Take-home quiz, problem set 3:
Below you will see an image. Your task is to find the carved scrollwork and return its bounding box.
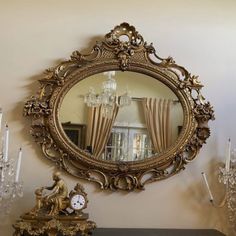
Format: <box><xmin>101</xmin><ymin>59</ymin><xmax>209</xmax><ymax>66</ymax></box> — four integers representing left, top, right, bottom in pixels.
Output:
<box><xmin>105</xmin><ymin>22</ymin><xmax>144</xmax><ymax>47</ymax></box>
<box><xmin>194</xmin><ymin>102</ymin><xmax>215</xmax><ymax>123</ymax></box>
<box><xmin>104</xmin><ymin>22</ymin><xmax>144</xmax><ymax>70</ymax></box>
<box><xmin>24</xmin><ymin>23</ymin><xmax>214</xmax><ymax>191</ymax></box>
<box><xmin>24</xmin><ymin>96</ymin><xmax>51</xmax><ymax>118</ymax></box>
<box><xmin>13</xmin><ymin>218</ymin><xmax>96</xmax><ymax>236</ymax></box>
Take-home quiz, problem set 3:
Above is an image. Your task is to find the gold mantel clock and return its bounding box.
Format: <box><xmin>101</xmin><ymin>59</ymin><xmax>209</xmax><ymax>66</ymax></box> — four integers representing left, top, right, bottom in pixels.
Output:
<box><xmin>69</xmin><ymin>183</ymin><xmax>88</xmax><ymax>214</ymax></box>
<box><xmin>13</xmin><ymin>172</ymin><xmax>96</xmax><ymax>236</ymax></box>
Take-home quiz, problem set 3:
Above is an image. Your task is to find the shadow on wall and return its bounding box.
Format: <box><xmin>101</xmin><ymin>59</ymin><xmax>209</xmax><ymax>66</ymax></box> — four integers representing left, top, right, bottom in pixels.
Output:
<box><xmin>180</xmin><ymin>158</ymin><xmax>229</xmax><ymax>235</ymax></box>
<box><xmin>9</xmin><ymin>35</ymin><xmax>104</xmax><ymax>166</ymax></box>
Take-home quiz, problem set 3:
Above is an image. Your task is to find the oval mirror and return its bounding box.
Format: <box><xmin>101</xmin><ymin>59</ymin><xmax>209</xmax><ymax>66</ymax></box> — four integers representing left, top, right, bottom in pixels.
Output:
<box><xmin>59</xmin><ymin>71</ymin><xmax>184</xmax><ymax>162</ymax></box>
<box><xmin>24</xmin><ymin>23</ymin><xmax>214</xmax><ymax>191</ymax></box>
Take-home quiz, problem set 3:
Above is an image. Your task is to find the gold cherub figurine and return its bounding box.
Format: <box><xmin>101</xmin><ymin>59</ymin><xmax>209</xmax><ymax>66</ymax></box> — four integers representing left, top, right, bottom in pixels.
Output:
<box><xmin>29</xmin><ymin>171</ymin><xmax>69</xmax><ymax>216</ymax></box>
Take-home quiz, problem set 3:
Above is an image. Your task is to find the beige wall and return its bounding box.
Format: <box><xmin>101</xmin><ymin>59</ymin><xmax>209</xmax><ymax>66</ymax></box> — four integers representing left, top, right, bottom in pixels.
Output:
<box><xmin>0</xmin><ymin>0</ymin><xmax>236</xmax><ymax>235</ymax></box>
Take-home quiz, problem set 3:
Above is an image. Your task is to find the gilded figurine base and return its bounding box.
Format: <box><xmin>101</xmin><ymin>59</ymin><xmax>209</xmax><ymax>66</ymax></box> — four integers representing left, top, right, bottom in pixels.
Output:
<box><xmin>13</xmin><ymin>215</ymin><xmax>96</xmax><ymax>236</ymax></box>
<box><xmin>13</xmin><ymin>172</ymin><xmax>96</xmax><ymax>236</ymax></box>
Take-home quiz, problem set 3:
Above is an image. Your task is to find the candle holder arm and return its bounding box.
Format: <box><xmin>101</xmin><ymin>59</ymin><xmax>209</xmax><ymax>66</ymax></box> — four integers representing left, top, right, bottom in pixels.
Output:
<box><xmin>210</xmin><ymin>182</ymin><xmax>228</xmax><ymax>208</ymax></box>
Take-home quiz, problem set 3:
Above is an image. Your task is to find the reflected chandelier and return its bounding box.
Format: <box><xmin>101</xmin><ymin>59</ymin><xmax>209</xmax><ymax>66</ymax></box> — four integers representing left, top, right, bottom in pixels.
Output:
<box><xmin>84</xmin><ymin>71</ymin><xmax>131</xmax><ymax>117</ymax></box>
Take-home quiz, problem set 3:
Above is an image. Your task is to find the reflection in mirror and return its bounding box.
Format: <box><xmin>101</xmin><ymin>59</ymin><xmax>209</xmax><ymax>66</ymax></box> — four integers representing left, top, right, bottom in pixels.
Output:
<box><xmin>59</xmin><ymin>71</ymin><xmax>183</xmax><ymax>162</ymax></box>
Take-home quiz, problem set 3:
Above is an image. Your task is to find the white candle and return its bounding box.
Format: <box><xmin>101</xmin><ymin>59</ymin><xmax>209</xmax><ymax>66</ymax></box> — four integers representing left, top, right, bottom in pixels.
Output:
<box><xmin>0</xmin><ymin>109</ymin><xmax>2</xmax><ymax>157</ymax></box>
<box><xmin>225</xmin><ymin>138</ymin><xmax>231</xmax><ymax>172</ymax></box>
<box><xmin>201</xmin><ymin>172</ymin><xmax>214</xmax><ymax>201</ymax></box>
<box><xmin>0</xmin><ymin>108</ymin><xmax>2</xmax><ymax>134</ymax></box>
<box><xmin>3</xmin><ymin>124</ymin><xmax>9</xmax><ymax>162</ymax></box>
<box><xmin>0</xmin><ymin>170</ymin><xmax>4</xmax><ymax>182</ymax></box>
<box><xmin>15</xmin><ymin>147</ymin><xmax>22</xmax><ymax>182</ymax></box>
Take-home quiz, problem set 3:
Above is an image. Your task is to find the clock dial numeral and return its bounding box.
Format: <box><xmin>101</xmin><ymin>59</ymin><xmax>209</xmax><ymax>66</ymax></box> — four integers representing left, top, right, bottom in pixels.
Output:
<box><xmin>71</xmin><ymin>194</ymin><xmax>86</xmax><ymax>210</ymax></box>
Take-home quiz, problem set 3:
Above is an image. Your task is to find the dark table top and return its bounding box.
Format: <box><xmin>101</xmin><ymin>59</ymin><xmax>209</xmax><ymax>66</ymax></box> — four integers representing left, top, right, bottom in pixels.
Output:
<box><xmin>92</xmin><ymin>228</ymin><xmax>225</xmax><ymax>236</ymax></box>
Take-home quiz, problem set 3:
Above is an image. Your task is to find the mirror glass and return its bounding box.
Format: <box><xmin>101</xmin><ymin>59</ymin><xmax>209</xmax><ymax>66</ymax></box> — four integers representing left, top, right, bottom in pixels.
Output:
<box><xmin>59</xmin><ymin>71</ymin><xmax>183</xmax><ymax>162</ymax></box>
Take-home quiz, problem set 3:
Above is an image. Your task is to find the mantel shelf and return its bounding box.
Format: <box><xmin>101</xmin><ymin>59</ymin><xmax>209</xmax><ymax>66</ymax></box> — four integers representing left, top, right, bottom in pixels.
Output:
<box><xmin>91</xmin><ymin>228</ymin><xmax>225</xmax><ymax>236</ymax></box>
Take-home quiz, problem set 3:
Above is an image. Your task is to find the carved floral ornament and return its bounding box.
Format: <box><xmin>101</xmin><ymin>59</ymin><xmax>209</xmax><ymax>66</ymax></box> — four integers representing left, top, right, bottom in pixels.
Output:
<box><xmin>24</xmin><ymin>23</ymin><xmax>215</xmax><ymax>191</ymax></box>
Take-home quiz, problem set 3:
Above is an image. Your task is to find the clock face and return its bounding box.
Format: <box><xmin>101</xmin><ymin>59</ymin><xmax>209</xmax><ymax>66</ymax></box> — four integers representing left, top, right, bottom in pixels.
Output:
<box><xmin>70</xmin><ymin>194</ymin><xmax>86</xmax><ymax>210</ymax></box>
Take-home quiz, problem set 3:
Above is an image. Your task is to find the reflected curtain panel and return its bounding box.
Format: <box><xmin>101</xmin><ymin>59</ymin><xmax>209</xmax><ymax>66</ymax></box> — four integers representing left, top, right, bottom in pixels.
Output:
<box><xmin>86</xmin><ymin>105</ymin><xmax>119</xmax><ymax>158</ymax></box>
<box><xmin>142</xmin><ymin>98</ymin><xmax>172</xmax><ymax>153</ymax></box>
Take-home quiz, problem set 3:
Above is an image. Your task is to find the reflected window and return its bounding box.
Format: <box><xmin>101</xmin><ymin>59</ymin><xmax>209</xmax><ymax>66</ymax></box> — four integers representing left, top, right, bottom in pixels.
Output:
<box><xmin>103</xmin><ymin>126</ymin><xmax>153</xmax><ymax>161</ymax></box>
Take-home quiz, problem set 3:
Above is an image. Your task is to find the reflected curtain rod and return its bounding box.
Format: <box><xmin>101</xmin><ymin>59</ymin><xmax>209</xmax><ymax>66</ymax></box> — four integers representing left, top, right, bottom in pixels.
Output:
<box><xmin>131</xmin><ymin>97</ymin><xmax>179</xmax><ymax>103</ymax></box>
<box><xmin>78</xmin><ymin>95</ymin><xmax>179</xmax><ymax>103</ymax></box>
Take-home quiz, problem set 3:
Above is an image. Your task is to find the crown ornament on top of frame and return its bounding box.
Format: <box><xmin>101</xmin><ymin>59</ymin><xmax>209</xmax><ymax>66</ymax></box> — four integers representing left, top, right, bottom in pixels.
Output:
<box><xmin>23</xmin><ymin>23</ymin><xmax>215</xmax><ymax>191</ymax></box>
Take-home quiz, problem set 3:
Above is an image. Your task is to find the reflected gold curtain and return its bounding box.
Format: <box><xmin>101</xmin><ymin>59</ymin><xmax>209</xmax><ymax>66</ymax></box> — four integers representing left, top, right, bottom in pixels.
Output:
<box><xmin>142</xmin><ymin>98</ymin><xmax>172</xmax><ymax>153</ymax></box>
<box><xmin>86</xmin><ymin>105</ymin><xmax>119</xmax><ymax>158</ymax></box>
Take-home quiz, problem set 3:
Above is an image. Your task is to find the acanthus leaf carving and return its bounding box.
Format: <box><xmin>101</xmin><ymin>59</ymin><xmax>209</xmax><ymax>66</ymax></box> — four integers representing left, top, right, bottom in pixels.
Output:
<box><xmin>23</xmin><ymin>96</ymin><xmax>52</xmax><ymax>118</ymax></box>
<box><xmin>193</xmin><ymin>102</ymin><xmax>215</xmax><ymax>123</ymax></box>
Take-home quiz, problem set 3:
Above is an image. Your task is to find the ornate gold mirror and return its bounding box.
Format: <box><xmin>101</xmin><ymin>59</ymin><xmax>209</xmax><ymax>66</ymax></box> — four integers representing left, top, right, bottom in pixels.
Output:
<box><xmin>24</xmin><ymin>23</ymin><xmax>214</xmax><ymax>191</ymax></box>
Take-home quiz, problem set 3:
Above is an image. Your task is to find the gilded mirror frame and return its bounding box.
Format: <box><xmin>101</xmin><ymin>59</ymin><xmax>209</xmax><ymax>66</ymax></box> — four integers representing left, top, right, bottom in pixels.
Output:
<box><xmin>24</xmin><ymin>23</ymin><xmax>214</xmax><ymax>191</ymax></box>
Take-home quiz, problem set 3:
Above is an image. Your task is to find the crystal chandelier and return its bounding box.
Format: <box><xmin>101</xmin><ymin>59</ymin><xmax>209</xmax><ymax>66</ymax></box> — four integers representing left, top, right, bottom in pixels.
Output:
<box><xmin>0</xmin><ymin>109</ymin><xmax>23</xmax><ymax>214</ymax></box>
<box><xmin>84</xmin><ymin>71</ymin><xmax>131</xmax><ymax>117</ymax></box>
